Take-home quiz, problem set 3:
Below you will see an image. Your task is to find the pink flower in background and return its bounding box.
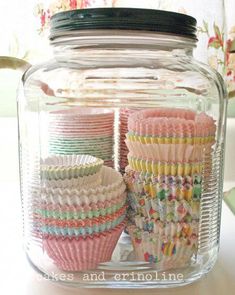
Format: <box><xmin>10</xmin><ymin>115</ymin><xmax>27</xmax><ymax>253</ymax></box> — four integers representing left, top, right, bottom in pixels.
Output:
<box><xmin>40</xmin><ymin>11</ymin><xmax>46</xmax><ymax>27</ymax></box>
<box><xmin>208</xmin><ymin>24</ymin><xmax>224</xmax><ymax>49</ymax></box>
<box><xmin>81</xmin><ymin>0</ymin><xmax>92</xmax><ymax>8</ymax></box>
<box><xmin>69</xmin><ymin>0</ymin><xmax>77</xmax><ymax>9</ymax></box>
<box><xmin>35</xmin><ymin>0</ymin><xmax>95</xmax><ymax>33</ymax></box>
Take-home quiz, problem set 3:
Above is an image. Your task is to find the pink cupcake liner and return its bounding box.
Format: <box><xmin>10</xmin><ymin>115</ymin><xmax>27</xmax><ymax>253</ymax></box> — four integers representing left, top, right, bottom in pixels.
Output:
<box><xmin>128</xmin><ymin>108</ymin><xmax>216</xmax><ymax>138</ymax></box>
<box><xmin>43</xmin><ymin>222</ymin><xmax>125</xmax><ymax>271</ymax></box>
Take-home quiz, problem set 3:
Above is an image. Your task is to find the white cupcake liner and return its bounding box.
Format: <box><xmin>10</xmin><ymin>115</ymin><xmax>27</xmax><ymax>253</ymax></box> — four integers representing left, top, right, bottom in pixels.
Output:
<box><xmin>42</xmin><ymin>170</ymin><xmax>102</xmax><ymax>189</ymax></box>
<box><xmin>125</xmin><ymin>140</ymin><xmax>213</xmax><ymax>163</ymax></box>
<box><xmin>35</xmin><ymin>166</ymin><xmax>126</xmax><ymax>206</ymax></box>
<box><xmin>41</xmin><ymin>155</ymin><xmax>103</xmax><ymax>179</ymax></box>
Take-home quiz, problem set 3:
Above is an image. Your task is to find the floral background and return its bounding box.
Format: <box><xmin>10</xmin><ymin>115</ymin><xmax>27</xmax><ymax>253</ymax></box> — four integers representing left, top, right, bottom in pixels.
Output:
<box><xmin>0</xmin><ymin>0</ymin><xmax>235</xmax><ymax>99</ymax></box>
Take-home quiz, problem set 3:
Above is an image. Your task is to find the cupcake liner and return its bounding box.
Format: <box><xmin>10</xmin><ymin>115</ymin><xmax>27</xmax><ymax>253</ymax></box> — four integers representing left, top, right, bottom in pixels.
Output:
<box><xmin>125</xmin><ymin>140</ymin><xmax>214</xmax><ymax>163</ymax></box>
<box><xmin>36</xmin><ymin>204</ymin><xmax>126</xmax><ymax>227</ymax></box>
<box><xmin>124</xmin><ymin>170</ymin><xmax>202</xmax><ymax>203</ymax></box>
<box><xmin>42</xmin><ymin>170</ymin><xmax>102</xmax><ymax>189</ymax></box>
<box><xmin>127</xmin><ymin>193</ymin><xmax>200</xmax><ymax>222</ymax></box>
<box><xmin>41</xmin><ymin>155</ymin><xmax>104</xmax><ymax>180</ymax></box>
<box><xmin>37</xmin><ymin>213</ymin><xmax>126</xmax><ymax>237</ymax></box>
<box><xmin>49</xmin><ymin>107</ymin><xmax>114</xmax><ymax>119</ymax></box>
<box><xmin>48</xmin><ymin>149</ymin><xmax>114</xmax><ymax>156</ymax></box>
<box><xmin>36</xmin><ymin>193</ymin><xmax>127</xmax><ymax>220</ymax></box>
<box><xmin>49</xmin><ymin>135</ymin><xmax>114</xmax><ymax>143</ymax></box>
<box><xmin>131</xmin><ymin>217</ymin><xmax>199</xmax><ymax>239</ymax></box>
<box><xmin>40</xmin><ymin>186</ymin><xmax>126</xmax><ymax>206</ymax></box>
<box><xmin>126</xmin><ymin>133</ymin><xmax>215</xmax><ymax>145</ymax></box>
<box><xmin>128</xmin><ymin>156</ymin><xmax>203</xmax><ymax>176</ymax></box>
<box><xmin>127</xmin><ymin>225</ymin><xmax>197</xmax><ymax>269</ymax></box>
<box><xmin>119</xmin><ymin>108</ymin><xmax>139</xmax><ymax>171</ymax></box>
<box><xmin>128</xmin><ymin>108</ymin><xmax>216</xmax><ymax>138</ymax></box>
<box><xmin>43</xmin><ymin>222</ymin><xmax>125</xmax><ymax>271</ymax></box>
<box><xmin>39</xmin><ymin>166</ymin><xmax>126</xmax><ymax>205</ymax></box>
<box><xmin>49</xmin><ymin>130</ymin><xmax>114</xmax><ymax>137</ymax></box>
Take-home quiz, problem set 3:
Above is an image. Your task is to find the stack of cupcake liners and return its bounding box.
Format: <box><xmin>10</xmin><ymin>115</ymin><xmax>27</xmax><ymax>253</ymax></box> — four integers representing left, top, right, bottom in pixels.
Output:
<box><xmin>48</xmin><ymin>108</ymin><xmax>115</xmax><ymax>167</ymax></box>
<box><xmin>119</xmin><ymin>108</ymin><xmax>140</xmax><ymax>173</ymax></box>
<box><xmin>32</xmin><ymin>154</ymin><xmax>127</xmax><ymax>271</ymax></box>
<box><xmin>124</xmin><ymin>108</ymin><xmax>216</xmax><ymax>269</ymax></box>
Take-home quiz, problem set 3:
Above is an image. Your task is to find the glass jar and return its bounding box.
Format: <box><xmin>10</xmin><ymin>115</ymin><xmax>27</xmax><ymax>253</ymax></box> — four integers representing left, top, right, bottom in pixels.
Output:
<box><xmin>17</xmin><ymin>8</ymin><xmax>227</xmax><ymax>288</ymax></box>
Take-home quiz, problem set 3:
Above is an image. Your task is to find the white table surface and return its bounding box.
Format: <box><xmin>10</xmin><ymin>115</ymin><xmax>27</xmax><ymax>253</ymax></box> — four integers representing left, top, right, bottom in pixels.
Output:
<box><xmin>0</xmin><ymin>118</ymin><xmax>235</xmax><ymax>294</ymax></box>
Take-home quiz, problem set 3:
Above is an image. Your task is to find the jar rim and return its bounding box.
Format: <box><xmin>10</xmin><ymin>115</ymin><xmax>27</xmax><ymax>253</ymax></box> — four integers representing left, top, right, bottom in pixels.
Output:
<box><xmin>49</xmin><ymin>8</ymin><xmax>197</xmax><ymax>41</ymax></box>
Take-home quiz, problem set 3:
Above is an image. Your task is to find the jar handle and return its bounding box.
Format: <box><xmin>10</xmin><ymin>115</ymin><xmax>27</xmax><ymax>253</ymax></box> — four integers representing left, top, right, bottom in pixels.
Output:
<box><xmin>0</xmin><ymin>56</ymin><xmax>56</xmax><ymax>96</ymax></box>
<box><xmin>0</xmin><ymin>56</ymin><xmax>31</xmax><ymax>72</ymax></box>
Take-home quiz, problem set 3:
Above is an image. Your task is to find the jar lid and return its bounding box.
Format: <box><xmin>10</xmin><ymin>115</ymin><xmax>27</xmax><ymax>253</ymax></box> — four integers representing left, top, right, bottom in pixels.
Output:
<box><xmin>50</xmin><ymin>8</ymin><xmax>197</xmax><ymax>40</ymax></box>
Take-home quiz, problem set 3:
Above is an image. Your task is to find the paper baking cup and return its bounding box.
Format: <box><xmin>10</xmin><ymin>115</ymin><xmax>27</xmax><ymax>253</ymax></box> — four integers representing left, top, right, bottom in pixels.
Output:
<box><xmin>125</xmin><ymin>140</ymin><xmax>214</xmax><ymax>163</ymax></box>
<box><xmin>41</xmin><ymin>155</ymin><xmax>104</xmax><ymax>180</ymax></box>
<box><xmin>35</xmin><ymin>193</ymin><xmax>127</xmax><ymax>220</ymax></box>
<box><xmin>131</xmin><ymin>217</ymin><xmax>199</xmax><ymax>239</ymax></box>
<box><xmin>40</xmin><ymin>166</ymin><xmax>126</xmax><ymax>205</ymax></box>
<box><xmin>42</xmin><ymin>170</ymin><xmax>102</xmax><ymax>189</ymax></box>
<box><xmin>124</xmin><ymin>170</ymin><xmax>202</xmax><ymax>203</ymax></box>
<box><xmin>38</xmin><ymin>212</ymin><xmax>126</xmax><ymax>237</ymax></box>
<box><xmin>128</xmin><ymin>108</ymin><xmax>216</xmax><ymax>138</ymax></box>
<box><xmin>49</xmin><ymin>107</ymin><xmax>114</xmax><ymax>119</ymax></box>
<box><xmin>127</xmin><ymin>193</ymin><xmax>200</xmax><ymax>222</ymax></box>
<box><xmin>128</xmin><ymin>156</ymin><xmax>203</xmax><ymax>176</ymax></box>
<box><xmin>43</xmin><ymin>222</ymin><xmax>125</xmax><ymax>271</ymax></box>
<box><xmin>119</xmin><ymin>108</ymin><xmax>139</xmax><ymax>172</ymax></box>
<box><xmin>126</xmin><ymin>133</ymin><xmax>215</xmax><ymax>145</ymax></box>
<box><xmin>128</xmin><ymin>225</ymin><xmax>197</xmax><ymax>270</ymax></box>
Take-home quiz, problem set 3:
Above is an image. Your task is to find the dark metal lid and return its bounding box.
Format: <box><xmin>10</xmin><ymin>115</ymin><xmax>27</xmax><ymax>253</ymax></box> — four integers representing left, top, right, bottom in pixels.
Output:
<box><xmin>50</xmin><ymin>8</ymin><xmax>197</xmax><ymax>40</ymax></box>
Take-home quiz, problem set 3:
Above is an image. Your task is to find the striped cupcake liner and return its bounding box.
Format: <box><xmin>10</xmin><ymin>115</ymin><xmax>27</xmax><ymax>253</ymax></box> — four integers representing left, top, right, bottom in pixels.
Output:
<box><xmin>38</xmin><ymin>213</ymin><xmax>126</xmax><ymax>237</ymax></box>
<box><xmin>126</xmin><ymin>133</ymin><xmax>215</xmax><ymax>145</ymax></box>
<box><xmin>41</xmin><ymin>155</ymin><xmax>104</xmax><ymax>180</ymax></box>
<box><xmin>35</xmin><ymin>193</ymin><xmax>127</xmax><ymax>220</ymax></box>
<box><xmin>128</xmin><ymin>156</ymin><xmax>203</xmax><ymax>176</ymax></box>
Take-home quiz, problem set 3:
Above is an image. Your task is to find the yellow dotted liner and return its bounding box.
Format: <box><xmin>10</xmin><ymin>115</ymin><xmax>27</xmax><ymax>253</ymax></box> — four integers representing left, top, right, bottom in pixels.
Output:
<box><xmin>126</xmin><ymin>134</ymin><xmax>215</xmax><ymax>145</ymax></box>
<box><xmin>128</xmin><ymin>156</ymin><xmax>203</xmax><ymax>176</ymax></box>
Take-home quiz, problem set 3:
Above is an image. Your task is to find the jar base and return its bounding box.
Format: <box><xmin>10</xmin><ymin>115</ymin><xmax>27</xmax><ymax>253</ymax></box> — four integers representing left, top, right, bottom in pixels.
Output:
<box><xmin>26</xmin><ymin>245</ymin><xmax>218</xmax><ymax>289</ymax></box>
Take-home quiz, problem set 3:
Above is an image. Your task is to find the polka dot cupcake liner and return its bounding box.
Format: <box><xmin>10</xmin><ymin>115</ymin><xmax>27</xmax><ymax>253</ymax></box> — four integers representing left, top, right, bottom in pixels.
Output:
<box><xmin>127</xmin><ymin>192</ymin><xmax>200</xmax><ymax>222</ymax></box>
<box><xmin>127</xmin><ymin>224</ymin><xmax>197</xmax><ymax>270</ymax></box>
